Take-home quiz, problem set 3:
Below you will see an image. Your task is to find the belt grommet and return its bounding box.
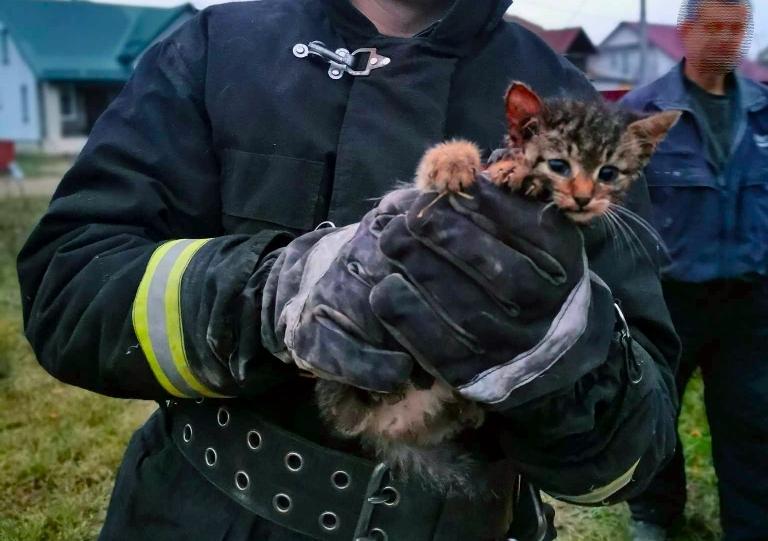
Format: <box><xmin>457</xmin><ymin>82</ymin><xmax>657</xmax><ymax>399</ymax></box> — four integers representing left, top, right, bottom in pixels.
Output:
<box><xmin>182</xmin><ymin>424</ymin><xmax>193</xmax><ymax>443</ymax></box>
<box><xmin>381</xmin><ymin>486</ymin><xmax>400</xmax><ymax>507</ymax></box>
<box><xmin>273</xmin><ymin>493</ymin><xmax>293</xmax><ymax>514</ymax></box>
<box><xmin>204</xmin><ymin>447</ymin><xmax>218</xmax><ymax>467</ymax></box>
<box><xmin>247</xmin><ymin>430</ymin><xmax>262</xmax><ymax>451</ymax></box>
<box><xmin>217</xmin><ymin>407</ymin><xmax>230</xmax><ymax>427</ymax></box>
<box><xmin>331</xmin><ymin>470</ymin><xmax>350</xmax><ymax>490</ymax></box>
<box><xmin>235</xmin><ymin>470</ymin><xmax>250</xmax><ymax>491</ymax></box>
<box><xmin>370</xmin><ymin>528</ymin><xmax>388</xmax><ymax>541</ymax></box>
<box><xmin>285</xmin><ymin>451</ymin><xmax>303</xmax><ymax>472</ymax></box>
<box><xmin>318</xmin><ymin>511</ymin><xmax>339</xmax><ymax>532</ymax></box>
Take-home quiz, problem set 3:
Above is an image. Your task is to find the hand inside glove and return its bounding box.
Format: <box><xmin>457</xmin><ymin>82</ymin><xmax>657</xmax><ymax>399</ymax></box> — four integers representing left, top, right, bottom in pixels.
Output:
<box><xmin>260</xmin><ymin>188</ymin><xmax>420</xmax><ymax>393</ymax></box>
<box><xmin>371</xmin><ymin>175</ymin><xmax>606</xmax><ymax>407</ymax></box>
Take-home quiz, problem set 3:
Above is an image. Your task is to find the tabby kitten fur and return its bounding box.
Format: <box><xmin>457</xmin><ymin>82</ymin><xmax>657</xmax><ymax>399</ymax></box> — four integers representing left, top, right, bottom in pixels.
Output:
<box><xmin>316</xmin><ymin>82</ymin><xmax>680</xmax><ymax>496</ymax></box>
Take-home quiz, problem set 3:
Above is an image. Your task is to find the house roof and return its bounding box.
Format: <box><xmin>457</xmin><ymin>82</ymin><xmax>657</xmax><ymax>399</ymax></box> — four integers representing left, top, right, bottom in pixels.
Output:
<box><xmin>0</xmin><ymin>0</ymin><xmax>194</xmax><ymax>81</ymax></box>
<box><xmin>505</xmin><ymin>15</ymin><xmax>597</xmax><ymax>55</ymax></box>
<box><xmin>605</xmin><ymin>22</ymin><xmax>768</xmax><ymax>83</ymax></box>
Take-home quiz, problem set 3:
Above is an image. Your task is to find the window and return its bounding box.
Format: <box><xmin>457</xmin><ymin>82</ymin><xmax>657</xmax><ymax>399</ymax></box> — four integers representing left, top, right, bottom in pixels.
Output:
<box><xmin>59</xmin><ymin>84</ymin><xmax>76</xmax><ymax>120</ymax></box>
<box><xmin>1</xmin><ymin>28</ymin><xmax>8</xmax><ymax>66</ymax></box>
<box><xmin>20</xmin><ymin>84</ymin><xmax>28</xmax><ymax>124</ymax></box>
<box><xmin>620</xmin><ymin>51</ymin><xmax>629</xmax><ymax>75</ymax></box>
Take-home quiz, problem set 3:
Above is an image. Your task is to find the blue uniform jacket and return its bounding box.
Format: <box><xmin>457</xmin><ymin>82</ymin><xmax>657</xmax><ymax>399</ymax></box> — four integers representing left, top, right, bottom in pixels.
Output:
<box><xmin>622</xmin><ymin>63</ymin><xmax>768</xmax><ymax>283</ymax></box>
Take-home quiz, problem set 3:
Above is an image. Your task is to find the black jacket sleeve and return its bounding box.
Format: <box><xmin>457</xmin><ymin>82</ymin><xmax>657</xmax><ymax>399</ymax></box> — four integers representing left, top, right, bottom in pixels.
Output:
<box><xmin>494</xmin><ymin>178</ymin><xmax>680</xmax><ymax>505</ymax></box>
<box><xmin>17</xmin><ymin>12</ymin><xmax>291</xmax><ymax>400</ymax></box>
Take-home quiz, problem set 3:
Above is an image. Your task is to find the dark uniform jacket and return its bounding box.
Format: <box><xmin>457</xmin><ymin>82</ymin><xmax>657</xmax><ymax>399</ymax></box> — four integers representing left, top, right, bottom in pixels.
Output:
<box><xmin>17</xmin><ymin>0</ymin><xmax>680</xmax><ymax>539</ymax></box>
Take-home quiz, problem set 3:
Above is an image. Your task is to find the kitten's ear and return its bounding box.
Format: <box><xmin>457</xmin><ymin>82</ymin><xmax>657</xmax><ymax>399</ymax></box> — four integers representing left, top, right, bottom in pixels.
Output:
<box><xmin>505</xmin><ymin>82</ymin><xmax>543</xmax><ymax>147</ymax></box>
<box><xmin>627</xmin><ymin>110</ymin><xmax>682</xmax><ymax>149</ymax></box>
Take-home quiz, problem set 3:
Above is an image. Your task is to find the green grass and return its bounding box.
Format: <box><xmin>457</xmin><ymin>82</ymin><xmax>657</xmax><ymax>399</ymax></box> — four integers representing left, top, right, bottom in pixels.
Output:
<box><xmin>0</xmin><ymin>196</ymin><xmax>154</xmax><ymax>540</ymax></box>
<box><xmin>0</xmin><ymin>196</ymin><xmax>719</xmax><ymax>540</ymax></box>
<box><xmin>550</xmin><ymin>374</ymin><xmax>719</xmax><ymax>541</ymax></box>
<box><xmin>12</xmin><ymin>154</ymin><xmax>72</xmax><ymax>180</ymax></box>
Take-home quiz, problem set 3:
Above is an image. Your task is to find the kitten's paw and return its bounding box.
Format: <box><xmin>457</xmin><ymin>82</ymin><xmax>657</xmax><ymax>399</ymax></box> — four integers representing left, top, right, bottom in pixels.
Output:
<box><xmin>484</xmin><ymin>156</ymin><xmax>531</xmax><ymax>191</ymax></box>
<box><xmin>415</xmin><ymin>139</ymin><xmax>481</xmax><ymax>193</ymax></box>
<box><xmin>485</xmin><ymin>158</ymin><xmax>519</xmax><ymax>186</ymax></box>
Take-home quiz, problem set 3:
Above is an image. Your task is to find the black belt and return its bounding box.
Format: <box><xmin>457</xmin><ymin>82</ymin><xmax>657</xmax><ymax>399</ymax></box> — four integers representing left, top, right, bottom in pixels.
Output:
<box><xmin>167</xmin><ymin>399</ymin><xmax>521</xmax><ymax>541</ymax></box>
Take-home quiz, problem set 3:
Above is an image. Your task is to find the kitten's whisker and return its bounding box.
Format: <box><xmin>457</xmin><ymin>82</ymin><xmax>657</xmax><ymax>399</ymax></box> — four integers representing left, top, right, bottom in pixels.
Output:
<box><xmin>417</xmin><ymin>191</ymin><xmax>448</xmax><ymax>218</ymax></box>
<box><xmin>609</xmin><ymin>208</ymin><xmax>653</xmax><ymax>265</ymax></box>
<box><xmin>537</xmin><ymin>202</ymin><xmax>557</xmax><ymax>224</ymax></box>
<box><xmin>610</xmin><ymin>204</ymin><xmax>670</xmax><ymax>257</ymax></box>
<box><xmin>606</xmin><ymin>209</ymin><xmax>640</xmax><ymax>264</ymax></box>
<box><xmin>603</xmin><ymin>211</ymin><xmax>626</xmax><ymax>260</ymax></box>
<box><xmin>600</xmin><ymin>214</ymin><xmax>620</xmax><ymax>256</ymax></box>
<box><xmin>610</xmin><ymin>204</ymin><xmax>658</xmax><ymax>239</ymax></box>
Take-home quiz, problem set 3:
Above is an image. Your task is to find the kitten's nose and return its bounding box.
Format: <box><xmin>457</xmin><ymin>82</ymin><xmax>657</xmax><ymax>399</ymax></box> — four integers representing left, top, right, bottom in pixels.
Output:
<box><xmin>574</xmin><ymin>196</ymin><xmax>591</xmax><ymax>208</ymax></box>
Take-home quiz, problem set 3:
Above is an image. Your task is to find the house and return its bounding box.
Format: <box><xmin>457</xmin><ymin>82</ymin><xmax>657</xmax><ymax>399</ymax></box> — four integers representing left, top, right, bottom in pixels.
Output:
<box><xmin>0</xmin><ymin>0</ymin><xmax>195</xmax><ymax>155</ymax></box>
<box><xmin>759</xmin><ymin>45</ymin><xmax>768</xmax><ymax>66</ymax></box>
<box><xmin>503</xmin><ymin>15</ymin><xmax>597</xmax><ymax>73</ymax></box>
<box><xmin>590</xmin><ymin>22</ymin><xmax>768</xmax><ymax>91</ymax></box>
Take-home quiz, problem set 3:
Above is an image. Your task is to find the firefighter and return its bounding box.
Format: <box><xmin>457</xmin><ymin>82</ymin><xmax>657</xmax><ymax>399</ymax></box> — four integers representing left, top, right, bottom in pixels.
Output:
<box><xmin>18</xmin><ymin>1</ymin><xmax>679</xmax><ymax>539</ymax></box>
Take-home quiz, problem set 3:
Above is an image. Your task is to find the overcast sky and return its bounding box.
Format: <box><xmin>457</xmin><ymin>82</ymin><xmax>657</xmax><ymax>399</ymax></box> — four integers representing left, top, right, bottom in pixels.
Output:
<box><xmin>94</xmin><ymin>0</ymin><xmax>767</xmax><ymax>58</ymax></box>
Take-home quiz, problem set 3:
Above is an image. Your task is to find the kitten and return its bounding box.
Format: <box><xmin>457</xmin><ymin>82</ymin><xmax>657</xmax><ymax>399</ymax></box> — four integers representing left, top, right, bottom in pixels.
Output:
<box><xmin>317</xmin><ymin>82</ymin><xmax>680</xmax><ymax>496</ymax></box>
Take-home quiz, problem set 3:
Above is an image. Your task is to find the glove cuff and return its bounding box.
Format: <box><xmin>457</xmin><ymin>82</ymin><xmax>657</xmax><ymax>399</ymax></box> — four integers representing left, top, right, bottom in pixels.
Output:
<box><xmin>458</xmin><ymin>252</ymin><xmax>614</xmax><ymax>407</ymax></box>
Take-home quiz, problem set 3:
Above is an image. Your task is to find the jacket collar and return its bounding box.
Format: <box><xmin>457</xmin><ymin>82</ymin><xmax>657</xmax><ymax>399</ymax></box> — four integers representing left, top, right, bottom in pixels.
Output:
<box><xmin>652</xmin><ymin>60</ymin><xmax>768</xmax><ymax>114</ymax></box>
<box><xmin>322</xmin><ymin>0</ymin><xmax>512</xmax><ymax>55</ymax></box>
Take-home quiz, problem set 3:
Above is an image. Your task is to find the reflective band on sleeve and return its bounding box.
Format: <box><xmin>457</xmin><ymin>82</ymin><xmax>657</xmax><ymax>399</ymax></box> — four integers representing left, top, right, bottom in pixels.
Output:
<box><xmin>548</xmin><ymin>458</ymin><xmax>641</xmax><ymax>504</ymax></box>
<box><xmin>133</xmin><ymin>238</ymin><xmax>227</xmax><ymax>398</ymax></box>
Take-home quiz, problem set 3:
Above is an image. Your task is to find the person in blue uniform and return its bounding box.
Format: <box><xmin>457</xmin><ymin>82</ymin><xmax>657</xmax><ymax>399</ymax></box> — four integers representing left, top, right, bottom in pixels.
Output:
<box><xmin>622</xmin><ymin>1</ymin><xmax>768</xmax><ymax>540</ymax></box>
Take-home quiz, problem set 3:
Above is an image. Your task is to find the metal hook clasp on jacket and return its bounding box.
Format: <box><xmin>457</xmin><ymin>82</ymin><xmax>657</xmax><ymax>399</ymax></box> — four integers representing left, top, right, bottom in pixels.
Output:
<box><xmin>292</xmin><ymin>41</ymin><xmax>390</xmax><ymax>79</ymax></box>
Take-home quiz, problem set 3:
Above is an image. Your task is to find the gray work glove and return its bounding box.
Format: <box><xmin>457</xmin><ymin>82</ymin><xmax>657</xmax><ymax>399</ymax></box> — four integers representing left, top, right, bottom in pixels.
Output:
<box><xmin>260</xmin><ymin>189</ymin><xmax>419</xmax><ymax>392</ymax></box>
<box><xmin>370</xmin><ymin>175</ymin><xmax>616</xmax><ymax>408</ymax></box>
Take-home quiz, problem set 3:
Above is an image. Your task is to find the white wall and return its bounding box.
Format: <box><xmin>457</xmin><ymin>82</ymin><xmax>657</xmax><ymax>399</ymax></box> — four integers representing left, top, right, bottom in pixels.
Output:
<box><xmin>605</xmin><ymin>26</ymin><xmax>639</xmax><ymax>48</ymax></box>
<box><xmin>0</xmin><ymin>27</ymin><xmax>42</xmax><ymax>142</ymax></box>
<box><xmin>40</xmin><ymin>83</ymin><xmax>87</xmax><ymax>155</ymax></box>
<box><xmin>589</xmin><ymin>25</ymin><xmax>678</xmax><ymax>86</ymax></box>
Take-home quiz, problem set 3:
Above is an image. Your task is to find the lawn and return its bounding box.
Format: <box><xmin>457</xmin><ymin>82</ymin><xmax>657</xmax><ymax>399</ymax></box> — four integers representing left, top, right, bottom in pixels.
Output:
<box><xmin>13</xmin><ymin>153</ymin><xmax>73</xmax><ymax>180</ymax></box>
<box><xmin>0</xmin><ymin>196</ymin><xmax>719</xmax><ymax>540</ymax></box>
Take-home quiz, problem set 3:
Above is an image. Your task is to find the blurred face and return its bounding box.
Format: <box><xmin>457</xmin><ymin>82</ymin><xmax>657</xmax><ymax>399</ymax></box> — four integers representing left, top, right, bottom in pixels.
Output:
<box><xmin>680</xmin><ymin>1</ymin><xmax>749</xmax><ymax>74</ymax></box>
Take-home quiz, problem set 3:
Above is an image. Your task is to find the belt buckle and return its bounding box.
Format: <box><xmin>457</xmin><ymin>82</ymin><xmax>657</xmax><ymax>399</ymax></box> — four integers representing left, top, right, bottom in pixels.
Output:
<box><xmin>353</xmin><ymin>463</ymin><xmax>390</xmax><ymax>541</ymax></box>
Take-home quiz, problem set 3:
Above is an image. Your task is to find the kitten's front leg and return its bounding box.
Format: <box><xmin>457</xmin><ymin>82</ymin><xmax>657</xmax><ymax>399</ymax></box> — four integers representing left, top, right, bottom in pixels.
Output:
<box><xmin>414</xmin><ymin>139</ymin><xmax>482</xmax><ymax>193</ymax></box>
<box><xmin>484</xmin><ymin>148</ymin><xmax>535</xmax><ymax>194</ymax></box>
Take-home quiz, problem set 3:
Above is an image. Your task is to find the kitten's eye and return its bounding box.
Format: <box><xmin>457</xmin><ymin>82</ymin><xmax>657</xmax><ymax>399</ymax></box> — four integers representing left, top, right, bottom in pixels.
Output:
<box><xmin>547</xmin><ymin>159</ymin><xmax>571</xmax><ymax>177</ymax></box>
<box><xmin>598</xmin><ymin>166</ymin><xmax>619</xmax><ymax>182</ymax></box>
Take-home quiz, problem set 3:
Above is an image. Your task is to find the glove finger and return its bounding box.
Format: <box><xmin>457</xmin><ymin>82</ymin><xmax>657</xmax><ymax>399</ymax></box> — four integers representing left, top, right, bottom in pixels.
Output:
<box><xmin>408</xmin><ymin>178</ymin><xmax>583</xmax><ymax>284</ymax></box>
<box><xmin>370</xmin><ymin>273</ymin><xmax>559</xmax><ymax>389</ymax></box>
<box><xmin>291</xmin><ymin>304</ymin><xmax>413</xmax><ymax>392</ymax></box>
<box><xmin>377</xmin><ymin>187</ymin><xmax>422</xmax><ymax>216</ymax></box>
<box><xmin>358</xmin><ymin>187</ymin><xmax>422</xmax><ymax>242</ymax></box>
<box><xmin>381</xmin><ymin>214</ymin><xmax>568</xmax><ymax>316</ymax></box>
<box><xmin>371</xmin><ymin>273</ymin><xmax>489</xmax><ymax>388</ymax></box>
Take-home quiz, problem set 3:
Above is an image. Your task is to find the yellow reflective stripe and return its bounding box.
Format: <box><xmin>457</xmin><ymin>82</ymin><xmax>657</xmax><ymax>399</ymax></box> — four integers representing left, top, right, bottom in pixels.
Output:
<box><xmin>550</xmin><ymin>458</ymin><xmax>641</xmax><ymax>504</ymax></box>
<box><xmin>164</xmin><ymin>239</ymin><xmax>229</xmax><ymax>398</ymax></box>
<box><xmin>133</xmin><ymin>240</ymin><xmax>188</xmax><ymax>397</ymax></box>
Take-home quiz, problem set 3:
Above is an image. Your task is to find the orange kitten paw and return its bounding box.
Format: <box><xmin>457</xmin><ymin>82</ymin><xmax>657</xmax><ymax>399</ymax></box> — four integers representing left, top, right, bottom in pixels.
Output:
<box><xmin>485</xmin><ymin>158</ymin><xmax>519</xmax><ymax>186</ymax></box>
<box><xmin>484</xmin><ymin>156</ymin><xmax>531</xmax><ymax>191</ymax></box>
<box><xmin>415</xmin><ymin>139</ymin><xmax>482</xmax><ymax>193</ymax></box>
